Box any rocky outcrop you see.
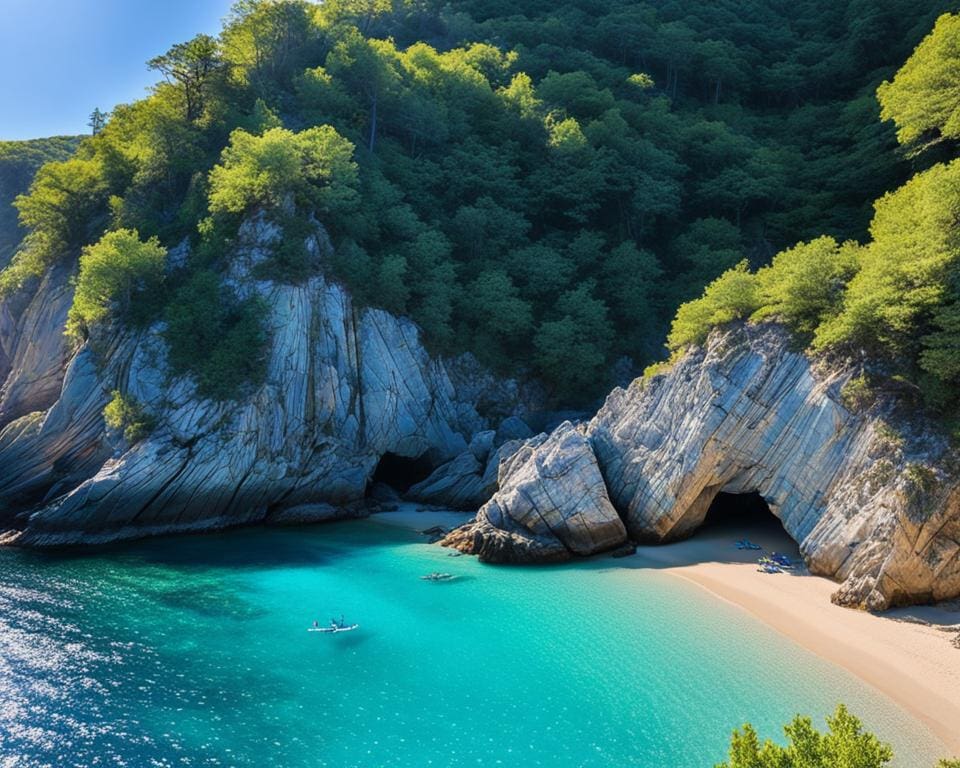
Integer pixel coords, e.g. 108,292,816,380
443,323,960,610
0,215,523,545
406,429,518,510
442,422,626,562
0,262,74,423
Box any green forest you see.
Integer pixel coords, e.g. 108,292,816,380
0,0,956,403
0,136,80,266
667,11,960,417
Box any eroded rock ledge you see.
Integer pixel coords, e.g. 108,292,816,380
443,323,960,610
0,216,535,545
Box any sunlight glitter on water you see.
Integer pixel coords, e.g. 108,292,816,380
0,519,946,767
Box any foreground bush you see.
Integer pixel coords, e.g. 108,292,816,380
715,704,960,768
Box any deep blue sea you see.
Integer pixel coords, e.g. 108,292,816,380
0,518,943,767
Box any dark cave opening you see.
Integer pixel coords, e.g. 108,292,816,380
368,452,435,494
701,491,793,542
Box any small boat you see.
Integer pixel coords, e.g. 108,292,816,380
309,616,358,633
308,623,359,633
420,572,456,581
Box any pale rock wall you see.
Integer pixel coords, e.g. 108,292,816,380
0,216,492,544
444,324,960,609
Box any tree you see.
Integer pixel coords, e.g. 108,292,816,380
222,0,318,94
458,270,532,366
877,13,960,152
813,159,960,362
671,217,743,296
14,156,109,254
88,108,109,135
148,34,222,121
208,126,358,216
533,283,614,399
324,29,402,153
66,229,166,340
753,236,860,338
667,261,760,353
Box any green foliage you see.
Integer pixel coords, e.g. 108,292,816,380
1,153,111,296
164,271,268,400
0,136,81,266
208,126,359,217
148,34,223,122
103,390,155,443
715,704,894,768
66,229,166,340
3,0,956,404
533,283,614,400
840,376,876,412
813,159,960,374
665,20,960,413
667,262,759,353
753,237,860,338
878,14,960,152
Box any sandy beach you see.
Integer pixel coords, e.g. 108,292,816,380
619,519,960,757
375,504,960,756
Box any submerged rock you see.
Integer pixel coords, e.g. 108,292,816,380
443,323,960,610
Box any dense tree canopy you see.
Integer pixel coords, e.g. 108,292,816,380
1,0,955,402
208,125,358,215
0,137,80,267
878,13,960,152
665,11,960,417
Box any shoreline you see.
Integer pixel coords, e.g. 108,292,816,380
622,525,960,758
374,505,960,756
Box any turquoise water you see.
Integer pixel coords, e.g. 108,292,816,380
0,518,943,767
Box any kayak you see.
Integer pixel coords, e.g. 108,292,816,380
308,623,359,633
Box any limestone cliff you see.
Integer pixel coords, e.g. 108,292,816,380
443,323,960,610
0,216,525,545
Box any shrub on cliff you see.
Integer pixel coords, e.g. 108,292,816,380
103,391,155,443
164,270,268,400
208,126,359,218
667,262,759,352
752,236,860,339
66,229,166,341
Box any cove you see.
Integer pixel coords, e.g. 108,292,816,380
0,517,943,767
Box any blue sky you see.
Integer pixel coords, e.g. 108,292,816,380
0,0,235,140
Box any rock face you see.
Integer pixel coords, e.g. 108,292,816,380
443,323,960,610
0,216,521,545
442,421,626,561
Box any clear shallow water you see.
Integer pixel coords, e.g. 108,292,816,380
0,518,943,767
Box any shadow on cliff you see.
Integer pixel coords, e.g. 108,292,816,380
613,492,808,573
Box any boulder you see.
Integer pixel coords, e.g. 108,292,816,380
441,422,627,561
445,323,960,610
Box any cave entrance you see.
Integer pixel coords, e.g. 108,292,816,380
368,452,435,495
700,491,799,556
